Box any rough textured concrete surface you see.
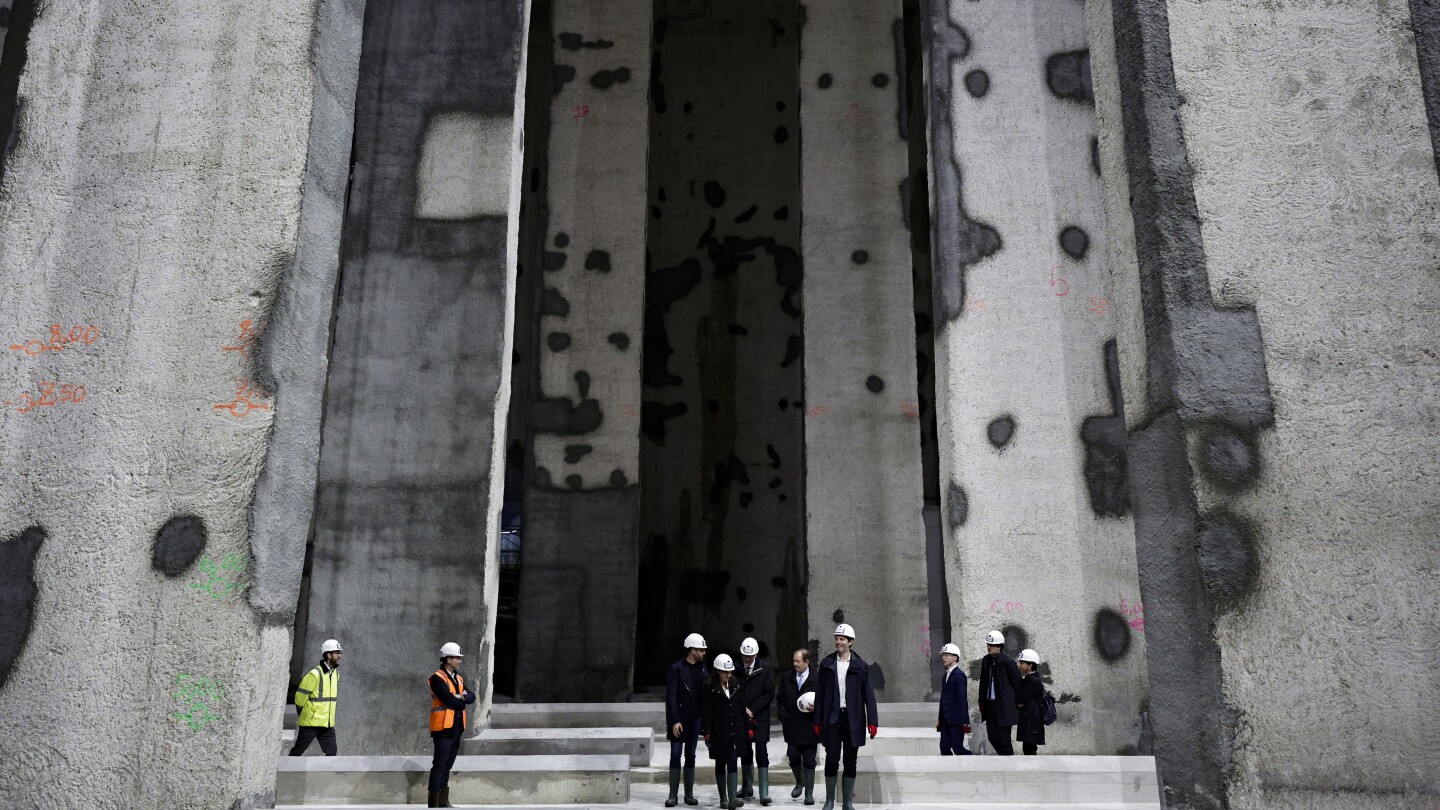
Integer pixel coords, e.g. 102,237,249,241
0,0,363,805
800,0,931,700
1096,0,1440,806
921,0,1148,747
301,0,527,754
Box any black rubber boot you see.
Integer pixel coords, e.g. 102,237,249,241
728,771,744,810
759,767,771,805
841,777,855,810
666,767,681,807
803,769,816,805
716,766,729,809
440,786,454,808
740,764,754,798
820,775,836,810
428,790,439,808
683,766,698,806
789,763,803,799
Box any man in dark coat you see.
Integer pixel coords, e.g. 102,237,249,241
427,642,477,808
735,637,775,804
1014,648,1046,755
935,643,971,755
813,624,877,810
665,633,709,806
776,648,818,804
977,629,1021,756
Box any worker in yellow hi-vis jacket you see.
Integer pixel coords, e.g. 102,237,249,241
290,639,343,756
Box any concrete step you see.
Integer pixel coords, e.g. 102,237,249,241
643,728,973,775
275,778,1157,808
856,756,1159,806
491,703,666,731
467,727,654,766
275,754,630,805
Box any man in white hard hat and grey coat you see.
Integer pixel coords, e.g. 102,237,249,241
427,642,476,808
735,637,775,805
664,633,709,807
290,638,343,756
935,642,970,755
977,630,1021,756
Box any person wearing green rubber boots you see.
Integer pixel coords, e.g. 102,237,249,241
665,633,709,807
776,648,818,804
735,637,775,805
813,624,877,810
702,654,751,810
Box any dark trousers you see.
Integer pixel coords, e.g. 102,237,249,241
986,721,1014,756
714,746,739,775
289,725,336,756
1023,740,1038,755
670,719,701,768
740,731,769,768
786,743,817,769
938,722,970,755
429,731,463,791
821,710,859,778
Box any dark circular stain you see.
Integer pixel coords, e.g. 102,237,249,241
865,375,885,393
851,250,869,265
554,232,570,248
778,398,789,410
774,206,790,220
987,416,1015,449
547,332,572,352
736,586,748,602
964,69,990,98
1199,427,1258,488
704,181,727,208
1197,515,1256,600
774,126,790,144
683,101,693,113
831,608,845,624
872,73,889,88
565,474,583,490
818,73,833,89
152,515,209,577
1093,609,1131,661
609,469,629,487
1000,624,1030,655
607,332,630,350
775,101,787,112
1059,226,1090,260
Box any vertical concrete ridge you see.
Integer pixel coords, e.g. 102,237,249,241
1412,0,1440,183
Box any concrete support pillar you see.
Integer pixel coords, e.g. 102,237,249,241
800,1,931,699
513,0,651,701
920,0,1148,751
1095,0,1440,803
0,0,362,804
304,0,528,753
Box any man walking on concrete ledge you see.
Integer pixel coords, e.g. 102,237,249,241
814,624,877,810
428,642,476,808
665,633,709,806
290,638,343,756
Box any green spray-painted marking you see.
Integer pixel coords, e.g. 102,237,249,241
171,673,225,731
190,552,248,600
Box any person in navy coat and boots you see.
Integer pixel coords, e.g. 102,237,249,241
776,648,818,804
703,654,752,810
977,629,1022,755
1014,648,1046,756
935,643,971,755
666,633,710,806
813,624,877,810
735,637,775,805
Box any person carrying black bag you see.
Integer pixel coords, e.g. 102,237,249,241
776,648,818,805
735,637,775,805
1015,648,1046,755
977,629,1022,756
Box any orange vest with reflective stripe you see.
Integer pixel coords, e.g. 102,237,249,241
429,669,466,733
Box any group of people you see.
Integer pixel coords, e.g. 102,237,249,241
665,625,1051,810
288,638,476,808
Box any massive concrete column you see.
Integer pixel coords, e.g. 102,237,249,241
0,0,362,805
303,0,528,753
512,0,651,701
920,0,1149,752
800,0,931,699
1095,0,1440,805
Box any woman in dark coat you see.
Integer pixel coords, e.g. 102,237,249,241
703,654,752,809
1015,648,1046,755
776,648,819,805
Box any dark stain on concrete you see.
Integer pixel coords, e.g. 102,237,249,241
0,526,44,689
1059,226,1090,260
987,415,1015,449
866,375,885,393
832,607,846,624
558,32,615,50
565,474,584,490
546,332,571,352
531,396,603,434
774,126,790,144
1080,340,1131,518
964,69,989,98
818,72,833,89
781,335,801,368
710,455,751,504
542,250,567,271
641,400,688,443
1197,424,1259,490
555,232,570,247
552,64,577,96
585,249,612,272
152,515,209,577
1045,50,1093,104
1090,135,1102,177
1093,608,1131,661
540,287,571,317
774,206,789,220
735,205,758,223
767,444,782,468
704,181,727,208
1196,513,1256,602
872,73,890,88
947,482,968,528
608,332,631,350
644,258,702,387
851,250,869,265
564,444,593,464
590,67,632,89
610,470,630,487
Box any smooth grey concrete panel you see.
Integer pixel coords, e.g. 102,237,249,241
275,754,629,805
468,726,652,765
490,702,665,730
855,756,1159,806
301,0,527,754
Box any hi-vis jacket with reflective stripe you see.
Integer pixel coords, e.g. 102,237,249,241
295,664,339,728
429,669,468,733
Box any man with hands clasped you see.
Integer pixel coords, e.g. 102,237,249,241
935,642,971,755
813,624,877,810
735,637,775,805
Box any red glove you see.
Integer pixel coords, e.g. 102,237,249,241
962,724,971,734
748,728,754,740
704,735,710,743
813,725,821,737
868,725,878,739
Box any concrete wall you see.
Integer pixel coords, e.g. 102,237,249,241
919,0,1148,749
635,0,807,686
0,0,362,805
801,0,932,700
301,0,527,754
512,0,652,702
1095,0,1440,805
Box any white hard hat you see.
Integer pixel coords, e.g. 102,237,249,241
984,630,1005,646
321,639,343,654
938,643,961,657
1018,648,1040,665
713,654,735,672
684,632,708,650
834,623,856,640
439,642,464,658
797,692,816,713
740,637,759,656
